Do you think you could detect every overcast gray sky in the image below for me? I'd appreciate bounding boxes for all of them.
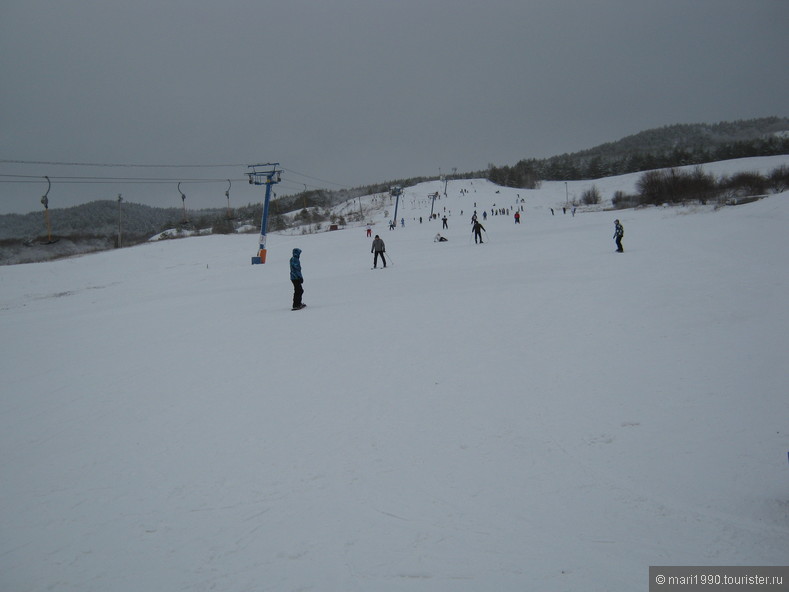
[1,0,787,214]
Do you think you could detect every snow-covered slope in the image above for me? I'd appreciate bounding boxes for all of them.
[1,158,788,591]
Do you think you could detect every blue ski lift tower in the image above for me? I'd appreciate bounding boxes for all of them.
[247,163,282,264]
[390,185,402,227]
[429,191,440,219]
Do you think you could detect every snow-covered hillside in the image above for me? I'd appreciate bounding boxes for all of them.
[1,157,788,591]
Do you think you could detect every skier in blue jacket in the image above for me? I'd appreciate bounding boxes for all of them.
[290,248,305,310]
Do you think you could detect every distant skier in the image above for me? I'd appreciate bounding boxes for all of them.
[371,234,387,268]
[366,225,372,237]
[472,220,485,244]
[514,211,521,224]
[434,233,448,242]
[613,219,624,252]
[442,215,448,229]
[290,248,306,310]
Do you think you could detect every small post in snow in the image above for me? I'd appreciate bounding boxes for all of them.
[117,194,123,248]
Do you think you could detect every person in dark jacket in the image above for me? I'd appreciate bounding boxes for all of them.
[371,235,386,268]
[290,248,305,309]
[472,220,485,244]
[613,219,624,252]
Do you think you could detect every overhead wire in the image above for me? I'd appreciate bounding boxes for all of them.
[280,167,348,188]
[0,159,359,196]
[2,160,349,185]
[0,159,248,168]
[0,175,331,203]
[0,173,247,184]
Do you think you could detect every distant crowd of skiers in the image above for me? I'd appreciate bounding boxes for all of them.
[289,214,624,309]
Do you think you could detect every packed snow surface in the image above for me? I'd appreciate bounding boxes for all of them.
[2,157,788,591]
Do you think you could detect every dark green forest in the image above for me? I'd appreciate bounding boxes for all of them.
[486,117,789,188]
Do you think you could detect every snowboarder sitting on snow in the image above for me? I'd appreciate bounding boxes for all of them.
[290,248,305,310]
[472,220,485,244]
[434,233,448,242]
[371,234,387,268]
[613,219,624,252]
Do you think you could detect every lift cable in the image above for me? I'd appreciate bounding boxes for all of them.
[0,159,248,168]
[280,166,348,188]
[0,173,247,184]
[2,163,350,190]
[2,160,351,188]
